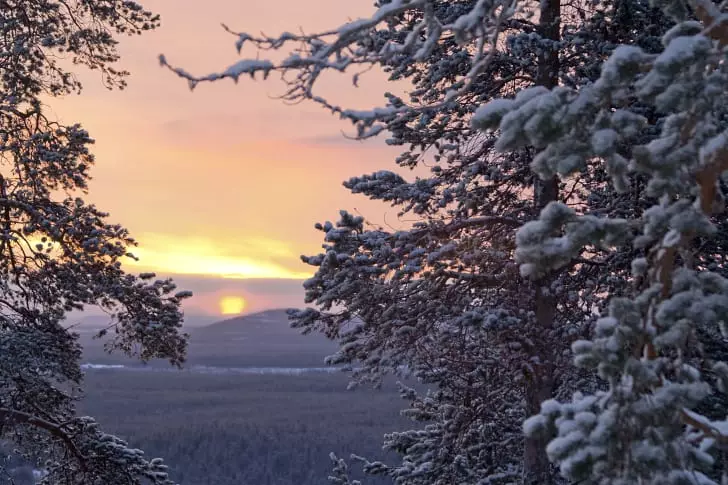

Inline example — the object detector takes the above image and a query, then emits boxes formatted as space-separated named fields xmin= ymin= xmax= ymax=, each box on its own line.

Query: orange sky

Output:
xmin=51 ymin=0 xmax=414 ymax=317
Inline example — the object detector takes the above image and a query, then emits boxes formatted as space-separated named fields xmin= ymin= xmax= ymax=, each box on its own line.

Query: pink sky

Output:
xmin=51 ymin=0 xmax=414 ymax=317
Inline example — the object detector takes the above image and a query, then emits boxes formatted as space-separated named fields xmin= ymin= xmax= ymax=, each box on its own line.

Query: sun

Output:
xmin=219 ymin=296 xmax=246 ymax=315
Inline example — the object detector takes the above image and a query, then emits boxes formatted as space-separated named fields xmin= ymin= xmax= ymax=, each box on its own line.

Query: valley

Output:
xmin=73 ymin=310 xmax=406 ymax=485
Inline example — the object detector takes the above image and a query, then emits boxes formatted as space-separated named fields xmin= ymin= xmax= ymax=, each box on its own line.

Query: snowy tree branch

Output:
xmin=0 ymin=408 xmax=85 ymax=468
xmin=160 ymin=0 xmax=521 ymax=138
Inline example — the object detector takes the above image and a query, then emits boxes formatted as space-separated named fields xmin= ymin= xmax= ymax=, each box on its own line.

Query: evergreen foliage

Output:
xmin=0 ymin=2 xmax=190 ymax=483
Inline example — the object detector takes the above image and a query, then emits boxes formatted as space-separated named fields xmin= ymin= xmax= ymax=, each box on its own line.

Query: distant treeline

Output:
xmin=77 ymin=371 xmax=408 ymax=485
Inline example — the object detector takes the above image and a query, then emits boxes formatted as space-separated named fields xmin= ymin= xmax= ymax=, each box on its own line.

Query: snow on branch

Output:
xmin=0 ymin=408 xmax=86 ymax=468
xmin=682 ymin=409 xmax=728 ymax=444
xmin=160 ymin=0 xmax=518 ymax=138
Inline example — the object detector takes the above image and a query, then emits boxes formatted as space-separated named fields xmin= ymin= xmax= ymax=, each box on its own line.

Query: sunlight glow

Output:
xmin=124 ymin=233 xmax=311 ymax=279
xmin=219 ymin=296 xmax=246 ymax=315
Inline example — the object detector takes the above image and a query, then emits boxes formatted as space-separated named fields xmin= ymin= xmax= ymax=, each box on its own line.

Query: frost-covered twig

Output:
xmin=160 ymin=0 xmax=519 ymax=138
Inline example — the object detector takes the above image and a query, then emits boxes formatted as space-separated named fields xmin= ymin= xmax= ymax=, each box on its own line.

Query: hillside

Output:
xmin=187 ymin=309 xmax=339 ymax=367
xmin=193 ymin=309 xmax=306 ymax=338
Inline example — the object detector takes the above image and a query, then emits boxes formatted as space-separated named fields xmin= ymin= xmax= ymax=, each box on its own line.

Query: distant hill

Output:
xmin=193 ymin=309 xmax=314 ymax=340
xmin=194 ymin=309 xmax=293 ymax=335
xmin=187 ymin=309 xmax=338 ymax=366
xmin=81 ymin=309 xmax=340 ymax=368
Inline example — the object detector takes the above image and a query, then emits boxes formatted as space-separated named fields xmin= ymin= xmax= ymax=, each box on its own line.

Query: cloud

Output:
xmin=160 ymin=113 xmax=244 ymax=135
xmin=124 ymin=232 xmax=311 ymax=280
xmin=294 ymin=133 xmax=375 ymax=147
xmin=157 ymin=110 xmax=341 ymax=147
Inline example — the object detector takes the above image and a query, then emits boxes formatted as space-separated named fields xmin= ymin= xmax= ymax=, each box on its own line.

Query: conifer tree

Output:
xmin=1 ymin=2 xmax=190 ymax=483
xmin=487 ymin=1 xmax=728 ymax=482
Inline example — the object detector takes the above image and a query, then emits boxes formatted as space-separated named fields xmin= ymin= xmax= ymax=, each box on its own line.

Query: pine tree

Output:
xmin=0 ymin=1 xmax=190 ymax=483
xmin=489 ymin=0 xmax=728 ymax=482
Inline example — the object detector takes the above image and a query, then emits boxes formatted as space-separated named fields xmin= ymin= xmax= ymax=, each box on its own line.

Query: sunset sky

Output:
xmin=51 ymin=0 xmax=409 ymax=318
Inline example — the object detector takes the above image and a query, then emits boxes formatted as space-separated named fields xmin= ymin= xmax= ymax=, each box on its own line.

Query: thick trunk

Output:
xmin=523 ymin=0 xmax=561 ymax=483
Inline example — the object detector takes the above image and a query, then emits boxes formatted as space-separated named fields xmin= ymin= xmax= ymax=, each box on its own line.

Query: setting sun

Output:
xmin=219 ymin=296 xmax=246 ymax=315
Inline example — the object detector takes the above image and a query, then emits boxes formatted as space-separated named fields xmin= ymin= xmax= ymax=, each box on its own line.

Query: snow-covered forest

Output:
xmin=3 ymin=0 xmax=728 ymax=484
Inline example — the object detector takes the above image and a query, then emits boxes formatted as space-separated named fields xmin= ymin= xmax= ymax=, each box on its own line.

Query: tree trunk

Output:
xmin=523 ymin=273 xmax=557 ymax=485
xmin=523 ymin=0 xmax=561 ymax=483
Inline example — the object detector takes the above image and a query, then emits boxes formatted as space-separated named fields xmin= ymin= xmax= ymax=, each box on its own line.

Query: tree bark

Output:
xmin=523 ymin=0 xmax=561 ymax=483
